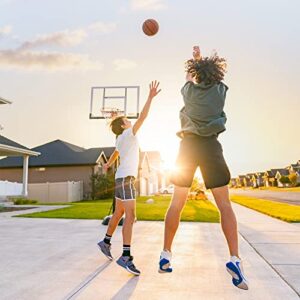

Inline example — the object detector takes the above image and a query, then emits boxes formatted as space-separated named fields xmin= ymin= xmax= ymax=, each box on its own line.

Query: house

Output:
xmin=286 ymin=161 xmax=300 ymax=185
xmin=0 ymin=139 xmax=112 ymax=198
xmin=0 ymin=98 xmax=40 ymax=199
xmin=275 ymin=169 xmax=290 ymax=187
xmin=0 ymin=137 xmax=164 ymax=198
xmin=263 ymin=169 xmax=287 ymax=187
xmin=237 ymin=175 xmax=246 ymax=187
xmin=250 ymin=172 xmax=265 ymax=188
xmin=244 ymin=173 xmax=255 ymax=187
xmin=137 ymin=151 xmax=164 ymax=196
xmin=230 ymin=178 xmax=238 ymax=188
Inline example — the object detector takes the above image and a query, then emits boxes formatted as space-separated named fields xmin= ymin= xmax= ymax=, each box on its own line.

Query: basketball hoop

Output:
xmin=100 ymin=108 xmax=125 ymax=121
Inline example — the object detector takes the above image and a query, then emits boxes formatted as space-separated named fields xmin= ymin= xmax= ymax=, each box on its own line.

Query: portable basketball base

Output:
xmin=89 ymin=85 xmax=140 ymax=225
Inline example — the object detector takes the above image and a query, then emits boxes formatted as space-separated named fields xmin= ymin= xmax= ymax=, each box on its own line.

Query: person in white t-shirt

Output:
xmin=97 ymin=81 xmax=161 ymax=276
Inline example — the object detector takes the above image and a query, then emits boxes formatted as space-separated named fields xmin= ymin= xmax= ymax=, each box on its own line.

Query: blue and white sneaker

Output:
xmin=159 ymin=250 xmax=173 ymax=273
xmin=116 ymin=256 xmax=141 ymax=276
xmin=226 ymin=256 xmax=249 ymax=290
xmin=97 ymin=240 xmax=113 ymax=260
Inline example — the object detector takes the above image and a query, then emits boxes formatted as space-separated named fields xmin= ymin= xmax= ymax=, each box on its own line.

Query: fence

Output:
xmin=28 ymin=181 xmax=83 ymax=203
xmin=0 ymin=180 xmax=23 ymax=197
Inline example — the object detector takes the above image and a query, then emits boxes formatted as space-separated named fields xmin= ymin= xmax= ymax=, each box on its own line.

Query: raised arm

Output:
xmin=132 ymin=81 xmax=161 ymax=135
xmin=186 ymin=46 xmax=201 ymax=82
xmin=103 ymin=149 xmax=119 ymax=172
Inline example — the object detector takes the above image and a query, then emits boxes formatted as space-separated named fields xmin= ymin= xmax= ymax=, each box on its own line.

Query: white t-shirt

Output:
xmin=115 ymin=128 xmax=139 ymax=179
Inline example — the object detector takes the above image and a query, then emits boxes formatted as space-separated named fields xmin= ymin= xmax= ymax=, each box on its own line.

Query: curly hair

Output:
xmin=185 ymin=52 xmax=227 ymax=85
xmin=110 ymin=116 xmax=125 ymax=136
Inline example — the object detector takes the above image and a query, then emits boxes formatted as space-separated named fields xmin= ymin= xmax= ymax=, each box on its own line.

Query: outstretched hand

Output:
xmin=193 ymin=46 xmax=201 ymax=60
xmin=148 ymin=81 xmax=161 ymax=99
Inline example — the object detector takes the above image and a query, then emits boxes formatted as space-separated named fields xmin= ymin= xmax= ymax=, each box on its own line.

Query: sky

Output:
xmin=0 ymin=0 xmax=299 ymax=177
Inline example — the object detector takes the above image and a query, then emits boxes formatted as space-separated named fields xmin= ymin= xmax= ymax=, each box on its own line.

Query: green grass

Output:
xmin=231 ymin=195 xmax=300 ymax=222
xmin=17 ymin=196 xmax=220 ymax=222
xmin=257 ymin=186 xmax=300 ymax=192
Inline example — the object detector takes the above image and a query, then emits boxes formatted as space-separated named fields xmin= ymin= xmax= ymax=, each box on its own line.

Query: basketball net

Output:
xmin=100 ymin=108 xmax=125 ymax=123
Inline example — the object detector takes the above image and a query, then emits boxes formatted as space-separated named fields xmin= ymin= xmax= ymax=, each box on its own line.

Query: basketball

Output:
xmin=142 ymin=19 xmax=159 ymax=36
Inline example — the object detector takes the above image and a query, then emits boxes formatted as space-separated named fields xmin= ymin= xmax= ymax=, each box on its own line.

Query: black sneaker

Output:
xmin=97 ymin=240 xmax=113 ymax=260
xmin=116 ymin=255 xmax=141 ymax=276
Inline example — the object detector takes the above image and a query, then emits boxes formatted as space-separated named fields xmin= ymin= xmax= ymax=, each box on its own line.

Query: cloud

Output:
xmin=88 ymin=22 xmax=117 ymax=34
xmin=113 ymin=59 xmax=137 ymax=71
xmin=0 ymin=49 xmax=102 ymax=71
xmin=0 ymin=25 xmax=12 ymax=37
xmin=18 ymin=29 xmax=87 ymax=51
xmin=0 ymin=21 xmax=118 ymax=71
xmin=130 ymin=0 xmax=166 ymax=11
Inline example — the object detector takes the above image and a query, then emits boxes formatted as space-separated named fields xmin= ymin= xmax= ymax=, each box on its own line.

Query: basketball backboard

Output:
xmin=89 ymin=86 xmax=140 ymax=119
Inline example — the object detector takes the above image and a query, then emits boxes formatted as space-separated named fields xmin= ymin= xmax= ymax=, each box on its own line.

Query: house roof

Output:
xmin=0 ymin=97 xmax=12 ymax=105
xmin=266 ymin=168 xmax=288 ymax=177
xmin=0 ymin=135 xmax=31 ymax=151
xmin=275 ymin=169 xmax=289 ymax=176
xmin=0 ymin=139 xmax=112 ymax=168
xmin=0 ymin=135 xmax=40 ymax=157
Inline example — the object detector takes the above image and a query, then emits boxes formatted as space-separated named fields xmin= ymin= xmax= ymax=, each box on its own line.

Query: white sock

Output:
xmin=230 ymin=256 xmax=240 ymax=262
xmin=161 ymin=250 xmax=172 ymax=260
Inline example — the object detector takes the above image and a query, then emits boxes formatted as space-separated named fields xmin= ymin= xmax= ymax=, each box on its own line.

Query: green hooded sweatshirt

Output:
xmin=177 ymin=81 xmax=228 ymax=138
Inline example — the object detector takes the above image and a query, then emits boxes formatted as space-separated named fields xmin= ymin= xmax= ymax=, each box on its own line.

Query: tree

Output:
xmin=289 ymin=173 xmax=298 ymax=187
xmin=90 ymin=173 xmax=114 ymax=200
xmin=279 ymin=176 xmax=291 ymax=185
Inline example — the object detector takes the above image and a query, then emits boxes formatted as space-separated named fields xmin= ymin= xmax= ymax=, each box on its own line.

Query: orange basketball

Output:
xmin=142 ymin=19 xmax=159 ymax=36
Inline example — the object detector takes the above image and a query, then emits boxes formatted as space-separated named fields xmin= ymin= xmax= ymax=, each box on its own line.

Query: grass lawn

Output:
xmin=231 ymin=195 xmax=300 ymax=222
xmin=17 ymin=196 xmax=220 ymax=222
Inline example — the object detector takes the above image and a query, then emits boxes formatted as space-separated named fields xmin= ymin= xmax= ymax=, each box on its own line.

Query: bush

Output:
xmin=90 ymin=173 xmax=114 ymax=200
xmin=279 ymin=176 xmax=291 ymax=185
xmin=11 ymin=197 xmax=38 ymax=205
xmin=289 ymin=173 xmax=298 ymax=187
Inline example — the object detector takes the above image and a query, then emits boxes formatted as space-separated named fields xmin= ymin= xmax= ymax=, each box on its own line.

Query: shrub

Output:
xmin=279 ymin=176 xmax=291 ymax=185
xmin=90 ymin=173 xmax=114 ymax=199
xmin=289 ymin=173 xmax=298 ymax=187
xmin=11 ymin=197 xmax=38 ymax=205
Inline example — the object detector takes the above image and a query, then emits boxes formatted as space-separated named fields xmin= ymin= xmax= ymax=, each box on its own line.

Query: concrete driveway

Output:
xmin=0 ymin=206 xmax=299 ymax=300
xmin=231 ymin=189 xmax=300 ymax=205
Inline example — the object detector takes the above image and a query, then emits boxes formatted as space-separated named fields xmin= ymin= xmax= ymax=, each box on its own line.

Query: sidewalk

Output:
xmin=232 ymin=202 xmax=300 ymax=296
xmin=0 ymin=205 xmax=299 ymax=300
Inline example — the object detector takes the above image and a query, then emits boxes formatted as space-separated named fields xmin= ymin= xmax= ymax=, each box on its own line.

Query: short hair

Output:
xmin=185 ymin=52 xmax=227 ymax=85
xmin=110 ymin=116 xmax=125 ymax=136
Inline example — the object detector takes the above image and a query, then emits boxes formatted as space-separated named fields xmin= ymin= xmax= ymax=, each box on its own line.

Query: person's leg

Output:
xmin=211 ymin=185 xmax=248 ymax=289
xmin=106 ymin=199 xmax=125 ymax=237
xmin=163 ymin=186 xmax=189 ymax=251
xmin=98 ymin=199 xmax=124 ymax=260
xmin=116 ymin=199 xmax=140 ymax=275
xmin=211 ymin=185 xmax=238 ymax=257
xmin=122 ymin=200 xmax=136 ymax=248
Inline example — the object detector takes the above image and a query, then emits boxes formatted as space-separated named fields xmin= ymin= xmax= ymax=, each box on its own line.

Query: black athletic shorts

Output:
xmin=115 ymin=176 xmax=136 ymax=201
xmin=171 ymin=134 xmax=231 ymax=189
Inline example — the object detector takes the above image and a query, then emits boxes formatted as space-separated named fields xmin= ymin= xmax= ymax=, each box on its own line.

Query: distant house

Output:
xmin=244 ymin=173 xmax=255 ymax=187
xmin=0 ymin=140 xmax=111 ymax=198
xmin=275 ymin=169 xmax=290 ymax=187
xmin=230 ymin=178 xmax=238 ymax=188
xmin=138 ymin=151 xmax=164 ymax=196
xmin=250 ymin=172 xmax=264 ymax=188
xmin=264 ymin=169 xmax=288 ymax=187
xmin=287 ymin=161 xmax=300 ymax=184
xmin=237 ymin=175 xmax=246 ymax=187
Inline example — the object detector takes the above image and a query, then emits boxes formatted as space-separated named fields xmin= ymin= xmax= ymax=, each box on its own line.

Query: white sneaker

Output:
xmin=226 ymin=256 xmax=249 ymax=290
xmin=159 ymin=250 xmax=173 ymax=273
